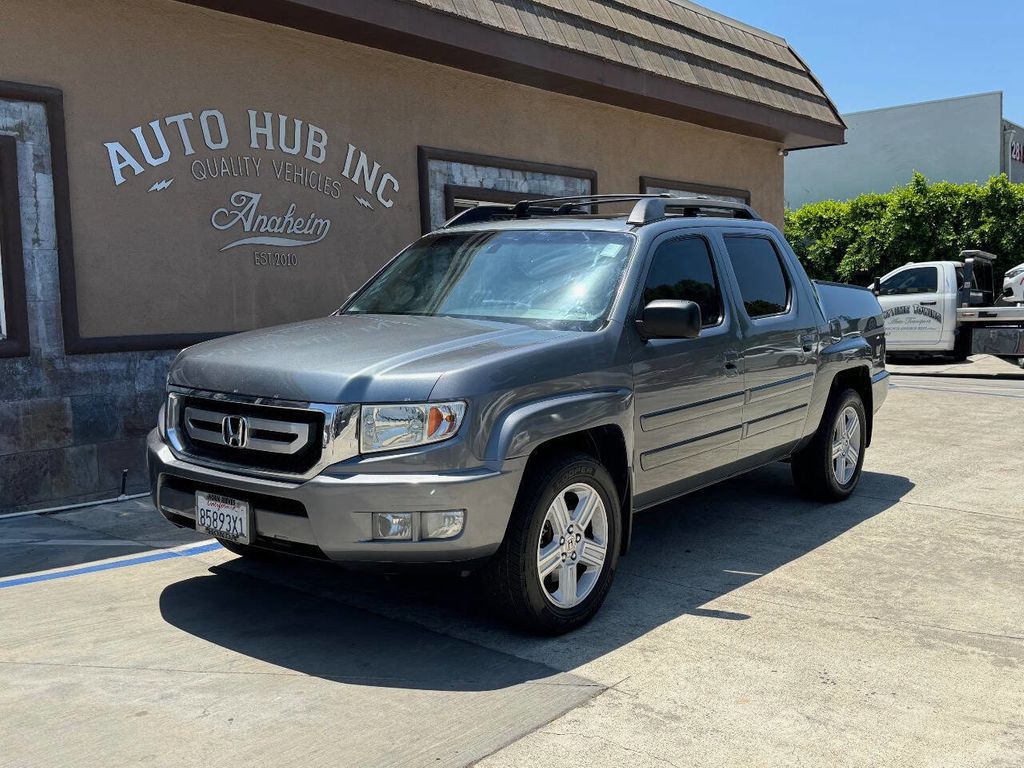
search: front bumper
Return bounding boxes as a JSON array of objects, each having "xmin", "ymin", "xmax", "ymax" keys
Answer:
[{"xmin": 147, "ymin": 429, "xmax": 526, "ymax": 564}]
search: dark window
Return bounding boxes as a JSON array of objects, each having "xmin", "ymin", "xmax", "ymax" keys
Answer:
[
  {"xmin": 723, "ymin": 236, "xmax": 791, "ymax": 317},
  {"xmin": 642, "ymin": 237, "xmax": 722, "ymax": 326},
  {"xmin": 0, "ymin": 134, "xmax": 28, "ymax": 358},
  {"xmin": 878, "ymin": 266, "xmax": 938, "ymax": 296}
]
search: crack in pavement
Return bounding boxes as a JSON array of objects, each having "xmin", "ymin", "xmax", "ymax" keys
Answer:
[
  {"xmin": 854, "ymin": 493, "xmax": 1024, "ymax": 522},
  {"xmin": 0, "ymin": 659, "xmax": 605, "ymax": 689},
  {"xmin": 618, "ymin": 570, "xmax": 1024, "ymax": 644},
  {"xmin": 538, "ymin": 726, "xmax": 685, "ymax": 768}
]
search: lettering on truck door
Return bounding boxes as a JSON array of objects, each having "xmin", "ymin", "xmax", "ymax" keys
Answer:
[{"xmin": 876, "ymin": 265, "xmax": 944, "ymax": 347}]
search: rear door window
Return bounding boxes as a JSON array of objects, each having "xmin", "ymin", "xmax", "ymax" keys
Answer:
[{"xmin": 722, "ymin": 236, "xmax": 791, "ymax": 317}]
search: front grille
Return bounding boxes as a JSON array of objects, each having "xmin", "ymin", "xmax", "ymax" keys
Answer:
[{"xmin": 175, "ymin": 395, "xmax": 324, "ymax": 475}]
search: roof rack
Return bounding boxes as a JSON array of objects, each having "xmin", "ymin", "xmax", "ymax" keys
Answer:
[
  {"xmin": 627, "ymin": 196, "xmax": 761, "ymax": 224},
  {"xmin": 441, "ymin": 193, "xmax": 761, "ymax": 228}
]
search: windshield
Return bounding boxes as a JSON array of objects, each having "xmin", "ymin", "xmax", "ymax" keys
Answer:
[{"xmin": 345, "ymin": 229, "xmax": 634, "ymax": 330}]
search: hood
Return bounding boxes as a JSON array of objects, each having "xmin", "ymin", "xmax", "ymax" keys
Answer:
[{"xmin": 167, "ymin": 314, "xmax": 587, "ymax": 403}]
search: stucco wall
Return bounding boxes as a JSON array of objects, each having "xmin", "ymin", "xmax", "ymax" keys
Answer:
[
  {"xmin": 785, "ymin": 92, "xmax": 1004, "ymax": 209},
  {"xmin": 1, "ymin": 0, "xmax": 782, "ymax": 341}
]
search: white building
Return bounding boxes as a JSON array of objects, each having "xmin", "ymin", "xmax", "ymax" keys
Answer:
[{"xmin": 785, "ymin": 92, "xmax": 1024, "ymax": 209}]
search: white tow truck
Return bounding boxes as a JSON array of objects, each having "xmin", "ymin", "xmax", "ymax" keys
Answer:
[{"xmin": 872, "ymin": 250, "xmax": 1024, "ymax": 366}]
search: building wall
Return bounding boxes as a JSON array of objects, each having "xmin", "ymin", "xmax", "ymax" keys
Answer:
[
  {"xmin": 785, "ymin": 92, "xmax": 1004, "ymax": 209},
  {"xmin": 1004, "ymin": 119, "xmax": 1024, "ymax": 184},
  {"xmin": 0, "ymin": 0, "xmax": 783, "ymax": 512}
]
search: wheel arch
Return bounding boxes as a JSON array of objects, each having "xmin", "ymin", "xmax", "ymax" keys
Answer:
[
  {"xmin": 518, "ymin": 425, "xmax": 633, "ymax": 557},
  {"xmin": 828, "ymin": 364, "xmax": 873, "ymax": 446}
]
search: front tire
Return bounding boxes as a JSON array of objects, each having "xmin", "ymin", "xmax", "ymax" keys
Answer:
[
  {"xmin": 792, "ymin": 388, "xmax": 867, "ymax": 501},
  {"xmin": 485, "ymin": 453, "xmax": 621, "ymax": 634}
]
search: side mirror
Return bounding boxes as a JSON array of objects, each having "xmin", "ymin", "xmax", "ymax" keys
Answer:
[
  {"xmin": 870, "ymin": 277, "xmax": 881, "ymax": 296},
  {"xmin": 636, "ymin": 299, "xmax": 702, "ymax": 340}
]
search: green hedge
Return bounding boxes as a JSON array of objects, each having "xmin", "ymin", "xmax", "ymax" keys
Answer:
[{"xmin": 784, "ymin": 173, "xmax": 1024, "ymax": 285}]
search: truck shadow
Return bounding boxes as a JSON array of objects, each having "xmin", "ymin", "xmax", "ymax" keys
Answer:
[{"xmin": 158, "ymin": 464, "xmax": 913, "ymax": 692}]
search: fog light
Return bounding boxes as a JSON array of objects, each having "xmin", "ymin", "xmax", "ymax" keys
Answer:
[
  {"xmin": 422, "ymin": 510, "xmax": 465, "ymax": 540},
  {"xmin": 372, "ymin": 512, "xmax": 413, "ymax": 540}
]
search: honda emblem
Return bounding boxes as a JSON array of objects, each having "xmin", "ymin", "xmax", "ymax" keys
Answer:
[{"xmin": 221, "ymin": 415, "xmax": 248, "ymax": 448}]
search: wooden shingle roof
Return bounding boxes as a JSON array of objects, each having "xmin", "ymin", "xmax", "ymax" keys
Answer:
[
  {"xmin": 185, "ymin": 0, "xmax": 845, "ymax": 148},
  {"xmin": 408, "ymin": 0, "xmax": 843, "ymax": 131}
]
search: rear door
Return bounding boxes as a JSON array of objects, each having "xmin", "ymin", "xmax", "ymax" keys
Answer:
[
  {"xmin": 876, "ymin": 265, "xmax": 945, "ymax": 347},
  {"xmin": 718, "ymin": 232, "xmax": 818, "ymax": 463},
  {"xmin": 629, "ymin": 233, "xmax": 744, "ymax": 508}
]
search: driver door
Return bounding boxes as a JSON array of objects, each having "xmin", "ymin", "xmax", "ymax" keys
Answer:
[
  {"xmin": 876, "ymin": 265, "xmax": 944, "ymax": 347},
  {"xmin": 629, "ymin": 234, "xmax": 744, "ymax": 509}
]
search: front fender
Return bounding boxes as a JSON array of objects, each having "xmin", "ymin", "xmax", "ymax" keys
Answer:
[{"xmin": 484, "ymin": 388, "xmax": 634, "ymax": 462}]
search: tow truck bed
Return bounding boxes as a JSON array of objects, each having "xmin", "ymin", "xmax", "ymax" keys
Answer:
[{"xmin": 957, "ymin": 306, "xmax": 1024, "ymax": 323}]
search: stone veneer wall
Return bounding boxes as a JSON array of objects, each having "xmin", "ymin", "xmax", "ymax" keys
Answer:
[{"xmin": 0, "ymin": 97, "xmax": 175, "ymax": 513}]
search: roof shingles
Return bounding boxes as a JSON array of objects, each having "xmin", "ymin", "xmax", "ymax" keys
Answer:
[{"xmin": 399, "ymin": 0, "xmax": 840, "ymax": 128}]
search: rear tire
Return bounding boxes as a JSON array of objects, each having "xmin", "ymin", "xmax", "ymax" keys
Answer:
[
  {"xmin": 951, "ymin": 328, "xmax": 972, "ymax": 362},
  {"xmin": 484, "ymin": 453, "xmax": 621, "ymax": 635},
  {"xmin": 792, "ymin": 388, "xmax": 867, "ymax": 502}
]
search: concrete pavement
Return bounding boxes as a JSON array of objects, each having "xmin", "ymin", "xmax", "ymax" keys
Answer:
[
  {"xmin": 886, "ymin": 353, "xmax": 1024, "ymax": 379},
  {"xmin": 1, "ymin": 377, "xmax": 1021, "ymax": 767}
]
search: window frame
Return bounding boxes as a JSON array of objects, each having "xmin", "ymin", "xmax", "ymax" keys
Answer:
[
  {"xmin": 721, "ymin": 233, "xmax": 794, "ymax": 320},
  {"xmin": 636, "ymin": 233, "xmax": 725, "ymax": 329},
  {"xmin": 878, "ymin": 265, "xmax": 939, "ymax": 296},
  {"xmin": 418, "ymin": 146, "xmax": 598, "ymax": 234},
  {"xmin": 0, "ymin": 134, "xmax": 29, "ymax": 359},
  {"xmin": 639, "ymin": 175, "xmax": 751, "ymax": 205}
]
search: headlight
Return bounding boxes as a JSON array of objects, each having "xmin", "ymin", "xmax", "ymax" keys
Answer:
[
  {"xmin": 359, "ymin": 401, "xmax": 466, "ymax": 454},
  {"xmin": 157, "ymin": 402, "xmax": 167, "ymax": 439}
]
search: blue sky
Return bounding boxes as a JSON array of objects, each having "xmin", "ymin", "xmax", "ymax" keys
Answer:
[{"xmin": 700, "ymin": 1, "xmax": 1023, "ymax": 122}]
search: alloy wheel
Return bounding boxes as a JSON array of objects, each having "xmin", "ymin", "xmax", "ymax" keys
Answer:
[
  {"xmin": 830, "ymin": 405, "xmax": 861, "ymax": 485},
  {"xmin": 536, "ymin": 482, "xmax": 609, "ymax": 608}
]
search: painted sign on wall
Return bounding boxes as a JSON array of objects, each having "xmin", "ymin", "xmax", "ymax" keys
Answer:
[{"xmin": 101, "ymin": 108, "xmax": 401, "ymax": 258}]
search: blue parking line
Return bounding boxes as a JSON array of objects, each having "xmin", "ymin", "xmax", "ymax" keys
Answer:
[{"xmin": 0, "ymin": 541, "xmax": 223, "ymax": 589}]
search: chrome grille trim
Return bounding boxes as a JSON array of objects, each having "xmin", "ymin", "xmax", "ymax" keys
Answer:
[
  {"xmin": 183, "ymin": 405, "xmax": 310, "ymax": 455},
  {"xmin": 165, "ymin": 388, "xmax": 359, "ymax": 481}
]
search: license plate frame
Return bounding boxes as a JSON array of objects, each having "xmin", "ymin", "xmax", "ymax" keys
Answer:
[{"xmin": 195, "ymin": 491, "xmax": 252, "ymax": 545}]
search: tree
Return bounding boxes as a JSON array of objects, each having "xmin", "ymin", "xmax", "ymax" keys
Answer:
[{"xmin": 784, "ymin": 173, "xmax": 1024, "ymax": 284}]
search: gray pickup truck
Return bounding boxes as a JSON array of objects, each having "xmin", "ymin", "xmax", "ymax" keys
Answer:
[{"xmin": 150, "ymin": 194, "xmax": 888, "ymax": 633}]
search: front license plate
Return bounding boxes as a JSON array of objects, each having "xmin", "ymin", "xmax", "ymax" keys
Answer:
[{"xmin": 195, "ymin": 491, "xmax": 251, "ymax": 545}]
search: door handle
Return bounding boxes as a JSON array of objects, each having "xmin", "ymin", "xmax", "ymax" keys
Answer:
[
  {"xmin": 724, "ymin": 350, "xmax": 741, "ymax": 375},
  {"xmin": 920, "ymin": 300, "xmax": 937, "ymax": 305}
]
